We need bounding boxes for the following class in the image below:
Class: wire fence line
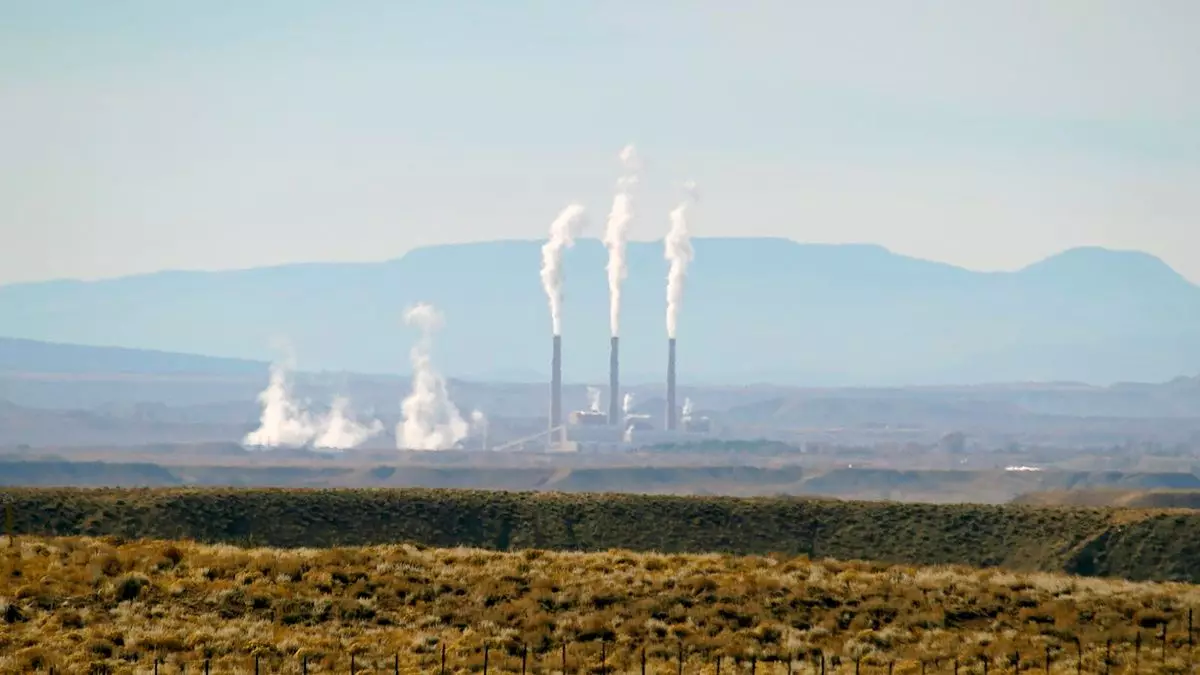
[30,622,1200,675]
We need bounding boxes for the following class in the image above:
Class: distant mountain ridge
[1,238,1198,386]
[0,336,266,376]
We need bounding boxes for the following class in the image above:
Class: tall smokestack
[550,334,563,431]
[666,337,677,431]
[608,336,620,425]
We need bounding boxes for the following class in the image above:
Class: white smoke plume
[470,409,489,450]
[243,361,317,448]
[587,386,602,413]
[540,203,587,336]
[398,302,471,451]
[665,181,697,338]
[622,392,635,415]
[681,397,695,421]
[603,144,640,336]
[244,362,381,451]
[314,396,384,451]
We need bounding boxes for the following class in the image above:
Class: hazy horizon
[1,237,1194,289]
[3,1,1198,285]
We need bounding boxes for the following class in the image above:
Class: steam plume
[243,361,317,448]
[399,302,470,451]
[540,203,587,336]
[244,361,381,451]
[665,181,697,338]
[622,392,634,415]
[603,144,640,336]
[681,397,695,420]
[314,397,384,450]
[587,386,602,413]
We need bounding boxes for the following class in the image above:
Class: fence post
[982,655,989,675]
[1135,631,1141,674]
[954,657,959,675]
[716,654,722,675]
[641,647,647,675]
[255,654,260,675]
[204,659,210,675]
[821,651,827,675]
[394,652,400,675]
[890,661,895,675]
[1161,621,1168,662]
[483,644,489,675]
[1104,639,1112,675]
[155,659,159,675]
[1014,650,1021,675]
[351,653,357,675]
[523,644,529,675]
[441,643,447,675]
[752,655,757,675]
[1075,638,1082,675]
[302,654,308,675]
[562,643,567,674]
[1044,646,1050,675]
[1191,609,1196,668]
[678,641,684,675]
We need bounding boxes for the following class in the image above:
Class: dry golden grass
[2,535,1198,674]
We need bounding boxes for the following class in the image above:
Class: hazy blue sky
[2,1,1198,284]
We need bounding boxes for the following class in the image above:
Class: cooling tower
[666,337,677,431]
[608,336,620,425]
[550,335,563,431]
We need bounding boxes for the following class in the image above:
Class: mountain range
[2,238,1199,386]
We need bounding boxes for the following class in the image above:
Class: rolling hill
[8,487,1200,583]
[2,240,1199,386]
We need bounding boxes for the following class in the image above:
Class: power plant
[528,145,704,452]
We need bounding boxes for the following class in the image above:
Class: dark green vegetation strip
[5,487,1199,583]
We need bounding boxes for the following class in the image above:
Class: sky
[2,0,1198,285]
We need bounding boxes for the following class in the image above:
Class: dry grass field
[1013,490,1200,510]
[2,535,1198,674]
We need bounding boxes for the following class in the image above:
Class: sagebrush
[2,536,1198,673]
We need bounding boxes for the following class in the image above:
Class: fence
[30,620,1200,675]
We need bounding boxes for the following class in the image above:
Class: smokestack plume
[608,336,620,425]
[604,144,640,337]
[666,337,678,431]
[550,334,563,430]
[540,203,587,336]
[665,181,697,339]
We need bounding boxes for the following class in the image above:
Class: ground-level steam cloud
[399,302,485,451]
[316,396,384,450]
[243,362,382,451]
